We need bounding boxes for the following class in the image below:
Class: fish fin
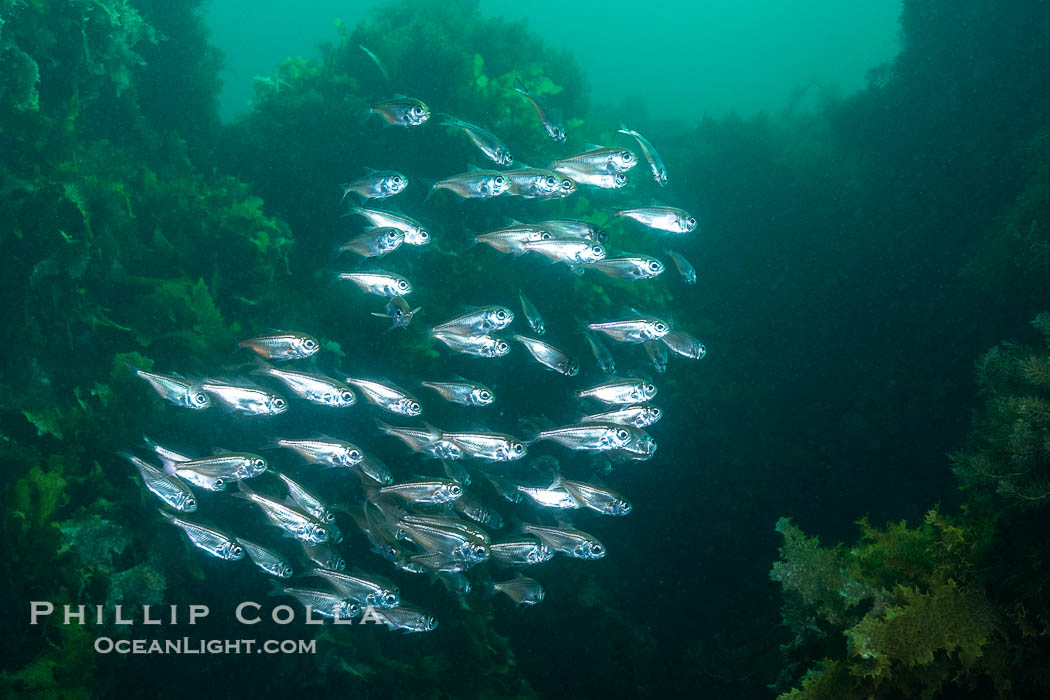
[584,143,605,150]
[156,508,176,522]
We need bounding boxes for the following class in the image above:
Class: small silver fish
[356,452,394,485]
[200,381,287,415]
[433,169,509,198]
[537,219,606,242]
[587,317,670,343]
[513,335,578,375]
[505,167,576,199]
[521,523,605,559]
[276,438,363,469]
[474,224,553,255]
[379,479,463,504]
[661,329,707,359]
[580,405,662,429]
[439,116,512,166]
[238,482,329,544]
[254,365,356,407]
[454,492,503,527]
[491,575,545,606]
[513,80,565,142]
[239,333,319,361]
[302,541,345,571]
[586,255,665,280]
[340,227,404,258]
[665,249,696,284]
[616,206,696,233]
[340,170,408,201]
[343,207,430,246]
[522,239,606,264]
[444,431,527,462]
[562,171,627,189]
[279,587,359,620]
[549,146,637,176]
[516,483,580,510]
[551,474,631,516]
[142,437,225,492]
[134,369,210,410]
[489,538,554,565]
[432,306,514,335]
[310,569,400,608]
[618,124,668,186]
[583,331,616,374]
[368,96,430,126]
[123,453,197,512]
[277,472,335,524]
[371,297,422,329]
[171,452,268,481]
[344,377,421,416]
[534,423,634,451]
[338,270,412,297]
[160,511,243,560]
[421,379,495,406]
[577,378,657,405]
[370,605,438,632]
[643,339,669,374]
[375,420,462,460]
[238,537,293,578]
[431,331,510,358]
[518,290,545,335]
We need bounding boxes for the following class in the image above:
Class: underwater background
[3,0,1050,698]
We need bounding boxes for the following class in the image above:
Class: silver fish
[643,339,669,374]
[618,124,668,186]
[612,430,658,461]
[616,206,696,233]
[421,379,494,406]
[343,207,430,246]
[454,492,503,528]
[505,167,576,199]
[302,541,345,571]
[537,219,606,242]
[432,306,514,335]
[254,365,356,407]
[311,569,400,608]
[237,482,328,544]
[239,333,319,361]
[379,479,463,504]
[278,587,359,620]
[399,513,490,546]
[549,146,637,176]
[474,224,553,255]
[200,381,287,415]
[370,605,438,632]
[431,331,510,358]
[443,459,473,486]
[664,249,696,284]
[238,537,293,578]
[344,377,421,416]
[142,437,225,492]
[577,378,657,405]
[583,330,616,374]
[489,538,554,565]
[338,270,412,297]
[122,454,197,512]
[160,511,243,560]
[513,335,578,376]
[443,431,527,461]
[357,452,394,485]
[439,116,512,166]
[552,474,631,516]
[433,169,508,198]
[437,571,472,596]
[561,171,627,189]
[522,239,606,264]
[661,329,707,359]
[513,80,565,142]
[586,255,664,280]
[587,317,670,343]
[172,452,267,481]
[521,523,605,559]
[534,423,634,451]
[368,96,430,126]
[408,552,469,573]
[516,483,580,510]
[340,170,408,201]
[371,297,422,330]
[340,227,404,258]
[518,290,545,335]
[580,405,662,429]
[277,473,335,524]
[375,420,463,460]
[491,575,545,606]
[276,438,363,469]
[134,369,210,410]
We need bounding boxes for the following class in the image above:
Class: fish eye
[348,449,362,461]
[397,280,409,290]
[649,261,661,272]
[303,338,317,349]
[450,485,463,496]
[592,544,603,555]
[617,429,630,441]
[562,180,573,189]
[497,341,509,353]
[385,593,397,605]
[214,478,225,488]
[495,176,506,185]
[274,398,286,409]
[412,105,424,115]
[252,458,266,469]
[540,231,552,240]
[496,309,507,320]
[194,393,208,405]
[410,401,421,413]
[645,383,655,393]
[591,246,603,255]
[686,217,696,227]
[341,391,354,403]
[185,498,197,510]
[622,151,635,161]
[513,443,524,454]
[392,175,403,184]
[545,176,557,187]
[480,390,491,400]
[419,230,430,240]
[655,322,667,332]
